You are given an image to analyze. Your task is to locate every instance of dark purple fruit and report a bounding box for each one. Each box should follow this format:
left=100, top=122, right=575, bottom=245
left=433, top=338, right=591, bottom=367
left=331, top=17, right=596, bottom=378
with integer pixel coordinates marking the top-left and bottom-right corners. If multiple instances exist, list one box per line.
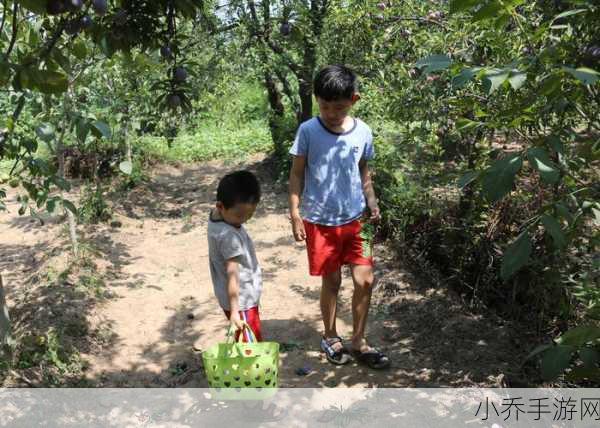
left=167, top=94, right=181, bottom=108
left=377, top=2, right=386, bottom=10
left=173, top=66, right=188, bottom=83
left=80, top=15, right=93, bottom=29
left=47, top=0, right=66, bottom=15
left=587, top=46, right=600, bottom=58
left=280, top=22, right=291, bottom=36
left=160, top=45, right=172, bottom=59
left=92, top=0, right=108, bottom=16
left=67, top=0, right=84, bottom=11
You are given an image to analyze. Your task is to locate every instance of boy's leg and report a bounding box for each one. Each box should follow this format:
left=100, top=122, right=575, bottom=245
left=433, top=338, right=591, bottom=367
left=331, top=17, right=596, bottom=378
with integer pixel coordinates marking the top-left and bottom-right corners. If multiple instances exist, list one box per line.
left=349, top=264, right=374, bottom=351
left=349, top=264, right=390, bottom=369
left=320, top=269, right=342, bottom=339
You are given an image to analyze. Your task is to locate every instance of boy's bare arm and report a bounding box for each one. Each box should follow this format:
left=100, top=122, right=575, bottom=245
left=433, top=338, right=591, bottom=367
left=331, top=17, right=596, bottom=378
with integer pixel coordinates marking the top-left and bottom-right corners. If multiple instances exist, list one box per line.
left=225, top=259, right=244, bottom=330
left=359, top=159, right=380, bottom=221
left=288, top=155, right=307, bottom=241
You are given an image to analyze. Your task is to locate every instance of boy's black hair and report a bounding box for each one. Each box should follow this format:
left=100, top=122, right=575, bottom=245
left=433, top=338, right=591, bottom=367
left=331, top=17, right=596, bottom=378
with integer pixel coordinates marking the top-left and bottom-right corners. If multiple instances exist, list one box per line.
left=216, top=170, right=261, bottom=209
left=313, top=65, right=358, bottom=101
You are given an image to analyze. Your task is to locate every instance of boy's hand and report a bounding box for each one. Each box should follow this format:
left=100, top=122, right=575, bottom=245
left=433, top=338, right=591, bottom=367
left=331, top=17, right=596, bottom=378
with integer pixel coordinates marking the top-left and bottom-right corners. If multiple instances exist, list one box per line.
left=290, top=214, right=306, bottom=241
left=229, top=311, right=245, bottom=331
left=368, top=201, right=381, bottom=222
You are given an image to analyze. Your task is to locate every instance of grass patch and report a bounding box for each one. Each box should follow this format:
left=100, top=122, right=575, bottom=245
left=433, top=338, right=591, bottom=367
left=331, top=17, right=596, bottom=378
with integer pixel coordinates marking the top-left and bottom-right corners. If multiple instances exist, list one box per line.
left=136, top=119, right=272, bottom=163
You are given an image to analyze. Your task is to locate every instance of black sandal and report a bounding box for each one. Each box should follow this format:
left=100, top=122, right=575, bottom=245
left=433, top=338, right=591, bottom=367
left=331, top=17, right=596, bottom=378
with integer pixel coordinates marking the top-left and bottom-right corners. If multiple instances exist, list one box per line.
left=320, top=336, right=351, bottom=365
left=352, top=347, right=390, bottom=369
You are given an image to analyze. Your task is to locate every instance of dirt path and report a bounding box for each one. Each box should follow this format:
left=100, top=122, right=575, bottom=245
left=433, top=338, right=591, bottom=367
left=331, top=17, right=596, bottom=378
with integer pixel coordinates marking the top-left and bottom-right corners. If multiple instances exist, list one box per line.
left=0, top=155, right=526, bottom=387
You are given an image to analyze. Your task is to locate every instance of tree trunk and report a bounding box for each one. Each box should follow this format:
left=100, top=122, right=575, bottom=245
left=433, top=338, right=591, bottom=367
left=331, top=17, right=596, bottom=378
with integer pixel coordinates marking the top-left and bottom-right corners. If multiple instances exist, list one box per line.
left=0, top=274, right=12, bottom=349
left=60, top=90, right=78, bottom=257
left=264, top=72, right=284, bottom=118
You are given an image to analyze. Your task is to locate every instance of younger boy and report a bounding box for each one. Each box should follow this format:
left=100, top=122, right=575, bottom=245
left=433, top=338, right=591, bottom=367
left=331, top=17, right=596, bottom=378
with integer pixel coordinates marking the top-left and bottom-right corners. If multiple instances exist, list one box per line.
left=208, top=170, right=262, bottom=342
left=288, top=65, right=390, bottom=369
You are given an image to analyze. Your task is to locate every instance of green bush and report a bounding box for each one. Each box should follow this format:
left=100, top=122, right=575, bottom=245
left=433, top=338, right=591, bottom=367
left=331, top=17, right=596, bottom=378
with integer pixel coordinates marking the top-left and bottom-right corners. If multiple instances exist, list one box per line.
left=135, top=119, right=272, bottom=163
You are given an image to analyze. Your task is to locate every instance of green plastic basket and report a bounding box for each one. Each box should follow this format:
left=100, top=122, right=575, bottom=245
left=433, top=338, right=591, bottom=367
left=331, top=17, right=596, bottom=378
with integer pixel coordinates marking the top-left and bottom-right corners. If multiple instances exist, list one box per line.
left=202, top=324, right=279, bottom=400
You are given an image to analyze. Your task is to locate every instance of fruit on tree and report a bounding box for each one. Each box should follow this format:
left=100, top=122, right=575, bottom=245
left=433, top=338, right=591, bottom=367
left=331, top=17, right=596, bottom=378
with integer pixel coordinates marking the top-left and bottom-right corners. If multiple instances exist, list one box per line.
left=280, top=22, right=291, bottom=36
left=67, top=0, right=84, bottom=11
left=377, top=2, right=386, bottom=10
left=173, top=66, right=188, bottom=83
left=92, top=0, right=108, bottom=16
left=587, top=45, right=600, bottom=58
left=160, top=45, right=173, bottom=59
left=47, top=0, right=66, bottom=15
left=167, top=94, right=182, bottom=108
left=80, top=15, right=93, bottom=29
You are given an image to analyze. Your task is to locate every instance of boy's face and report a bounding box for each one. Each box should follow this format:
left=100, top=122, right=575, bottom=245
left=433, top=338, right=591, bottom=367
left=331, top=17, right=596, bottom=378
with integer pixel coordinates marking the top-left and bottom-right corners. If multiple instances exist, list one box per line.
left=217, top=201, right=257, bottom=228
left=316, top=93, right=360, bottom=129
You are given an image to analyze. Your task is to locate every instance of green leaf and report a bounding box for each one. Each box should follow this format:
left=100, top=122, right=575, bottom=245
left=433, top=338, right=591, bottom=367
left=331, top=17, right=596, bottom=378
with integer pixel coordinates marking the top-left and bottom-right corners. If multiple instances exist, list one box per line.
left=17, top=0, right=48, bottom=14
left=540, top=214, right=566, bottom=249
left=76, top=118, right=90, bottom=143
left=556, top=326, right=600, bottom=347
left=483, top=68, right=510, bottom=94
left=501, top=230, right=532, bottom=280
left=546, top=135, right=564, bottom=155
left=91, top=121, right=112, bottom=139
left=62, top=199, right=77, bottom=215
left=449, top=0, right=482, bottom=13
left=541, top=345, right=574, bottom=380
left=23, top=138, right=38, bottom=153
left=482, top=154, right=522, bottom=202
left=540, top=74, right=562, bottom=96
left=456, top=117, right=482, bottom=131
left=472, top=1, right=504, bottom=22
left=452, top=67, right=478, bottom=89
left=551, top=8, right=587, bottom=23
left=457, top=171, right=479, bottom=189
left=46, top=198, right=57, bottom=214
left=527, top=147, right=560, bottom=184
left=415, top=54, right=452, bottom=74
left=35, top=123, right=55, bottom=143
left=37, top=69, right=69, bottom=94
left=119, top=161, right=133, bottom=175
left=53, top=177, right=71, bottom=192
left=526, top=343, right=552, bottom=361
left=72, top=40, right=88, bottom=60
left=579, top=347, right=599, bottom=370
left=508, top=70, right=527, bottom=90
left=563, top=67, right=600, bottom=85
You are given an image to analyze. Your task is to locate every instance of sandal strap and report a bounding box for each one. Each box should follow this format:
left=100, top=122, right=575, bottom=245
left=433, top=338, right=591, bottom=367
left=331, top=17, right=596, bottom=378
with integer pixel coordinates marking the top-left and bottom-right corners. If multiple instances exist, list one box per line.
left=320, top=336, right=344, bottom=358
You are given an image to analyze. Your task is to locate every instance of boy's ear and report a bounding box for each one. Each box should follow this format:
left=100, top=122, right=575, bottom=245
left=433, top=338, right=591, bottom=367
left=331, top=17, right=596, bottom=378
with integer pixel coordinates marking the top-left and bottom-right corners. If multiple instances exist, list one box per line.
left=216, top=201, right=224, bottom=211
left=351, top=93, right=361, bottom=104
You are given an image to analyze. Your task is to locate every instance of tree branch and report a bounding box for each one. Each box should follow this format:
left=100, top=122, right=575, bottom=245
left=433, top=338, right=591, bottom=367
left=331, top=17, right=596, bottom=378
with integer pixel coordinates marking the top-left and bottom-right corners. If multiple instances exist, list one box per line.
left=386, top=15, right=450, bottom=30
left=5, top=1, right=18, bottom=58
left=0, top=0, right=8, bottom=36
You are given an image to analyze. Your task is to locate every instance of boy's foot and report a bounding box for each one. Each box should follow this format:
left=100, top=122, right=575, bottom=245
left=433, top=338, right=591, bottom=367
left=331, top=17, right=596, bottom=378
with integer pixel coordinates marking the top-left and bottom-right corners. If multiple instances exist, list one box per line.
left=351, top=346, right=390, bottom=370
left=320, top=336, right=351, bottom=365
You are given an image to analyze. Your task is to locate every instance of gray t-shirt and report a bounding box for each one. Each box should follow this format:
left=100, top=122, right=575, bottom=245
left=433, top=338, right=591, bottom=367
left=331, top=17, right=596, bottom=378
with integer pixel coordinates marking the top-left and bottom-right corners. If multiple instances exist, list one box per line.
left=289, top=117, right=375, bottom=226
left=207, top=213, right=262, bottom=311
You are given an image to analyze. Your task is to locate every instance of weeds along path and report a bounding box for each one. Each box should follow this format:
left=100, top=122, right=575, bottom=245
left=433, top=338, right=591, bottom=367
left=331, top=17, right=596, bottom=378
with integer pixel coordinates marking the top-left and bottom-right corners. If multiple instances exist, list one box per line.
left=1, top=154, right=525, bottom=387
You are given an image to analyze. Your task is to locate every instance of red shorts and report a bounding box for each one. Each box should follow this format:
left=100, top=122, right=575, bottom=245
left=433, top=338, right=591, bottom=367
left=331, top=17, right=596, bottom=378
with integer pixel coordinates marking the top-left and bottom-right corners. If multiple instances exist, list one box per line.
left=223, top=306, right=262, bottom=342
left=303, top=218, right=374, bottom=276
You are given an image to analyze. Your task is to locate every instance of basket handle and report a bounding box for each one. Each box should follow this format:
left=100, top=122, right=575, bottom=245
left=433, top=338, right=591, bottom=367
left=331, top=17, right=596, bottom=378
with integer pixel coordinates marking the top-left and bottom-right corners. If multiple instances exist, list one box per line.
left=225, top=322, right=258, bottom=343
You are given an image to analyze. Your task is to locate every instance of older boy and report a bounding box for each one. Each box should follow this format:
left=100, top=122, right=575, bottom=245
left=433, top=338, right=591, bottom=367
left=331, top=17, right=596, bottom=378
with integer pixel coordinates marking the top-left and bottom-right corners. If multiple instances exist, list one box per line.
left=288, top=65, right=389, bottom=369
